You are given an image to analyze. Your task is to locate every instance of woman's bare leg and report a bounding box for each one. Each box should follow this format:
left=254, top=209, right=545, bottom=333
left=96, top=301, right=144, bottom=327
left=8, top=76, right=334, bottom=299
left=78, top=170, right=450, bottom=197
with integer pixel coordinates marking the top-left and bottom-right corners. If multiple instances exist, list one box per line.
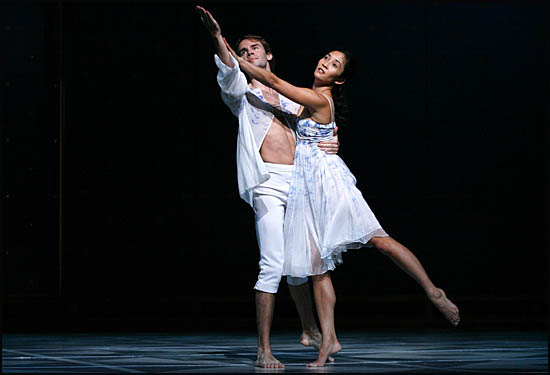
left=307, top=272, right=341, bottom=367
left=288, top=283, right=335, bottom=362
left=369, top=236, right=460, bottom=326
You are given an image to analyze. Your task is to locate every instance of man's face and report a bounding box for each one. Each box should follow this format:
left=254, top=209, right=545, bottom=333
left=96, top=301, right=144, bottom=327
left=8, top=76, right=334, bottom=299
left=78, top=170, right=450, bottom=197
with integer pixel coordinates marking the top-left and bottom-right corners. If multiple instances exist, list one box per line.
left=237, top=39, right=273, bottom=69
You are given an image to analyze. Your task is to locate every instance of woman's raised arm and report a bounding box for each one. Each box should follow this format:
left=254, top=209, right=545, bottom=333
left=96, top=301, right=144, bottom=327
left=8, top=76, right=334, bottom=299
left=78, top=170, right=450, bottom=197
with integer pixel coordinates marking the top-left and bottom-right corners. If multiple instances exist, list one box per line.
left=223, top=38, right=329, bottom=114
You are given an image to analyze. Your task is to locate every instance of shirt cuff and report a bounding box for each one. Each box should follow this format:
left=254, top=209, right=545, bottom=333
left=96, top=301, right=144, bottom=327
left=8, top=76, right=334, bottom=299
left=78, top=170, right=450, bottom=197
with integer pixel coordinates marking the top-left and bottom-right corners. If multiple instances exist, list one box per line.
left=214, top=53, right=239, bottom=76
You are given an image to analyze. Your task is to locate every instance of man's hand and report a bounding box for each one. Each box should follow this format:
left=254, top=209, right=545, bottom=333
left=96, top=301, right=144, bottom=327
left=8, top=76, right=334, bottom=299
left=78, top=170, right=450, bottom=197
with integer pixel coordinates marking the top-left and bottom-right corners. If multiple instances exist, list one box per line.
left=196, top=5, right=234, bottom=67
left=318, top=126, right=340, bottom=155
left=195, top=6, right=221, bottom=38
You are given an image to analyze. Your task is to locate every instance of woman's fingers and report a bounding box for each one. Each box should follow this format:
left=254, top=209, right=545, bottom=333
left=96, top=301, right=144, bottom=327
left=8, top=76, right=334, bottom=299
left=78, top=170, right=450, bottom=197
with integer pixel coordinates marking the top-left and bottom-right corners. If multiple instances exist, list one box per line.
left=223, top=37, right=237, bottom=58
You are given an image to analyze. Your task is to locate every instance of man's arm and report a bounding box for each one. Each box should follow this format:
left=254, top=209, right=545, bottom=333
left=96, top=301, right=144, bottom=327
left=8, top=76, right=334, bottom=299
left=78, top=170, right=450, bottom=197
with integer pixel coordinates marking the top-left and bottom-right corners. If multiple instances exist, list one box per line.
left=196, top=6, right=247, bottom=116
left=196, top=6, right=232, bottom=67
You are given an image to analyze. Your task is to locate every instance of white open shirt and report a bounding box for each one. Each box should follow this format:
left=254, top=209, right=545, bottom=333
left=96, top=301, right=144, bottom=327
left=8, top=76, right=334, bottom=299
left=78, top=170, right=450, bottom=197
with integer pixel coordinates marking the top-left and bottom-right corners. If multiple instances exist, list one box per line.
left=214, top=53, right=301, bottom=207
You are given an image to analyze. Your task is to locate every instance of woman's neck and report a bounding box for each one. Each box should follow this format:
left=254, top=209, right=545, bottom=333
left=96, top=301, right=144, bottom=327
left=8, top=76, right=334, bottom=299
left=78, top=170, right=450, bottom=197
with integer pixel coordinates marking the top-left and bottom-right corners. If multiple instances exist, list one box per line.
left=312, top=84, right=333, bottom=97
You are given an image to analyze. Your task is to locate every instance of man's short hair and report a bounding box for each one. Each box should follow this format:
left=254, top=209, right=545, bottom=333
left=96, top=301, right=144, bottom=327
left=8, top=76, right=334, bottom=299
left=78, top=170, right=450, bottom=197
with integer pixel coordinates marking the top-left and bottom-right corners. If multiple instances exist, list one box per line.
left=235, top=34, right=275, bottom=71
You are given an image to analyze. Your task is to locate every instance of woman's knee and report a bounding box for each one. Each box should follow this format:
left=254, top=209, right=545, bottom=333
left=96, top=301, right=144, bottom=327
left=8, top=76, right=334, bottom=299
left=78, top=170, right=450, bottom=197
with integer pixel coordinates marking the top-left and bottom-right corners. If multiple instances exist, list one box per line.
left=311, top=272, right=331, bottom=283
left=372, top=236, right=395, bottom=256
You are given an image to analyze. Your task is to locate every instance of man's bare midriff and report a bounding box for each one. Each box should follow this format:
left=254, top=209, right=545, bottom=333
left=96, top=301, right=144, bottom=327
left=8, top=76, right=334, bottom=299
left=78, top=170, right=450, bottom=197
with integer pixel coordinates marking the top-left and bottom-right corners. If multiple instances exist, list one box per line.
left=260, top=118, right=295, bottom=165
left=259, top=89, right=296, bottom=165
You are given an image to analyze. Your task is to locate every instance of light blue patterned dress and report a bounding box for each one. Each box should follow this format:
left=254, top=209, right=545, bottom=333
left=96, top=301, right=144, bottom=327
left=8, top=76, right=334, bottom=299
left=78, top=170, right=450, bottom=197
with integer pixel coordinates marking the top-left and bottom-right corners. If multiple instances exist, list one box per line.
left=283, top=94, right=388, bottom=277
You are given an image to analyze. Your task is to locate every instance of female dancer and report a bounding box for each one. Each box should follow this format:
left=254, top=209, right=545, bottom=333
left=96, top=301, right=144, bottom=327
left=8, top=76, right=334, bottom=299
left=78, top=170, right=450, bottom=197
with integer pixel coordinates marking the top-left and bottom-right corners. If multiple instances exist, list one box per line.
left=224, top=40, right=460, bottom=367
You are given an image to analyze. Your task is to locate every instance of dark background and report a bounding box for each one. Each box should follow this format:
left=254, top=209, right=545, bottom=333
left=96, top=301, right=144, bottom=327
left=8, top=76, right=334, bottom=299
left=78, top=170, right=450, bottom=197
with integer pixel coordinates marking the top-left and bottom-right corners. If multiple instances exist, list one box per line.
left=2, top=1, right=548, bottom=333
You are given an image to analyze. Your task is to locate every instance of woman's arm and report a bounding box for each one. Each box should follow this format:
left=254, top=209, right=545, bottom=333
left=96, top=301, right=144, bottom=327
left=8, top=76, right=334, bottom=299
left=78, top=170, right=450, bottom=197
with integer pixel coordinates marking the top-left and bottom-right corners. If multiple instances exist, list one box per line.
left=223, top=39, right=328, bottom=113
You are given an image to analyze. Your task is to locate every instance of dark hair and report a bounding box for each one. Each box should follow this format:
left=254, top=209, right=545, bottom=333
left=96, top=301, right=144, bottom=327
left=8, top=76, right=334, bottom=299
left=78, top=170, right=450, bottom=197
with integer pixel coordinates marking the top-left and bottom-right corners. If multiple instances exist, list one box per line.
left=235, top=34, right=276, bottom=72
left=331, top=50, right=354, bottom=127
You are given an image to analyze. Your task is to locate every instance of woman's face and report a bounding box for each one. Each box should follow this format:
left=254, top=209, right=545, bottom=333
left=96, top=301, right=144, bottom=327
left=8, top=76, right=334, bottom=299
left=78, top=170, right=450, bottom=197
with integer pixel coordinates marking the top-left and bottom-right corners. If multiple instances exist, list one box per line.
left=313, top=51, right=347, bottom=85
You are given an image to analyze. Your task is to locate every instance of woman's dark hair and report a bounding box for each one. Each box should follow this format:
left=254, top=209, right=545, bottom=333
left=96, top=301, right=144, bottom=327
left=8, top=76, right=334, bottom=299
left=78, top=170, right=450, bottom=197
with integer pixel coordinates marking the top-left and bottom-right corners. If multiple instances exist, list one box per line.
left=331, top=50, right=354, bottom=127
left=235, top=34, right=276, bottom=72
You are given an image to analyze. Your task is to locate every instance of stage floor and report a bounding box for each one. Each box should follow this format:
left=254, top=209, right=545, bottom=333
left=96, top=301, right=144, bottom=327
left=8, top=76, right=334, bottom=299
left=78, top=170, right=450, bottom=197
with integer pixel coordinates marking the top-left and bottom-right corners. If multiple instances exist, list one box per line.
left=2, top=330, right=547, bottom=373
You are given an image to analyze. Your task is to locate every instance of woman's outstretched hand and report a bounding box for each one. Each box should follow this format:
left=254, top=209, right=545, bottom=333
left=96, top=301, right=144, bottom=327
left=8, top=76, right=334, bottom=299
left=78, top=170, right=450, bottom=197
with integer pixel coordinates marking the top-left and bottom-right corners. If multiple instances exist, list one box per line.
left=223, top=37, right=241, bottom=61
left=195, top=5, right=221, bottom=37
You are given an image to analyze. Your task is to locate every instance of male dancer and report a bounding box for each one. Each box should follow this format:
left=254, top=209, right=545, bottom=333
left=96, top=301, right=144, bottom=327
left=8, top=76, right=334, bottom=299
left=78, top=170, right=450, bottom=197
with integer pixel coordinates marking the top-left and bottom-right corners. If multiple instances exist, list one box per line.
left=196, top=6, right=339, bottom=368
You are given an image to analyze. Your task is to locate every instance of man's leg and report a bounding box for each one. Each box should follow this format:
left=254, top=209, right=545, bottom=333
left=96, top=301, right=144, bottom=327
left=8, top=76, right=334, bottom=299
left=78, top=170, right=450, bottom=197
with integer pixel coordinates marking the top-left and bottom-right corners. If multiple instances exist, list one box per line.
left=255, top=291, right=282, bottom=368
left=253, top=180, right=287, bottom=368
left=253, top=162, right=329, bottom=366
left=369, top=236, right=460, bottom=326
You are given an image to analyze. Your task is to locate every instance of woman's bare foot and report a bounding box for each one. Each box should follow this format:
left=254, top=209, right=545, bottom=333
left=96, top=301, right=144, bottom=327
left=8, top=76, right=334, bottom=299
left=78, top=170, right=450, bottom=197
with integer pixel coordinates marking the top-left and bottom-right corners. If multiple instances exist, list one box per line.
left=306, top=336, right=341, bottom=367
left=300, top=331, right=335, bottom=362
left=255, top=350, right=284, bottom=368
left=428, top=288, right=460, bottom=326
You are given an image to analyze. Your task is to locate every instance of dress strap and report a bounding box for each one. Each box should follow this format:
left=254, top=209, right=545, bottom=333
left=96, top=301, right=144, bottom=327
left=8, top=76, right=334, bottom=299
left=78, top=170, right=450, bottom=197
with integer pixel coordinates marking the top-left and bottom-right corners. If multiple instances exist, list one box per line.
left=321, top=93, right=335, bottom=123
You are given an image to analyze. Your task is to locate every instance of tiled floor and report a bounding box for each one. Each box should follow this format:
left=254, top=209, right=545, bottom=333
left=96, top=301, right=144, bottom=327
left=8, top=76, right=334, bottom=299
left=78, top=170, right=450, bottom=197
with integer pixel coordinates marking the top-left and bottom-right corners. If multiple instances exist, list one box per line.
left=2, top=330, right=547, bottom=373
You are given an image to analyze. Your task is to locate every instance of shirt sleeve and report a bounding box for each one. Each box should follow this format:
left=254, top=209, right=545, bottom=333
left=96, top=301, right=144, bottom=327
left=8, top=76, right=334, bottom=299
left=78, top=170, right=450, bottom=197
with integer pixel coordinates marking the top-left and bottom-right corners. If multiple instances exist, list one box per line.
left=214, top=54, right=249, bottom=117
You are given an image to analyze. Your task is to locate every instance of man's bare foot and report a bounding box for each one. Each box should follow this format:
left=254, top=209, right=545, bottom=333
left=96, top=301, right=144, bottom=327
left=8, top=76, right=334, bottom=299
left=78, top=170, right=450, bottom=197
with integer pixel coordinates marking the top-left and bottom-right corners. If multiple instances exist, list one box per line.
left=428, top=288, right=460, bottom=326
left=255, top=350, right=284, bottom=368
left=300, top=331, right=334, bottom=362
left=306, top=337, right=341, bottom=367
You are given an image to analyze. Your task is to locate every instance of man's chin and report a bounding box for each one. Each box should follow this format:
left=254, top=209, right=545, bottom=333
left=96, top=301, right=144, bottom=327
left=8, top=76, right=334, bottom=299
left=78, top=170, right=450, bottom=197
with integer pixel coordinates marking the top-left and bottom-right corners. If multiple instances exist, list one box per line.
left=244, top=59, right=266, bottom=69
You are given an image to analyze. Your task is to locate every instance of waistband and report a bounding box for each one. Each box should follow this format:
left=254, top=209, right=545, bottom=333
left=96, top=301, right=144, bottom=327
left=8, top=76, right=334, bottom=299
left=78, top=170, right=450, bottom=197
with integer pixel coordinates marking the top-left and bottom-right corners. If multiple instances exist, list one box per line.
left=264, top=162, right=294, bottom=172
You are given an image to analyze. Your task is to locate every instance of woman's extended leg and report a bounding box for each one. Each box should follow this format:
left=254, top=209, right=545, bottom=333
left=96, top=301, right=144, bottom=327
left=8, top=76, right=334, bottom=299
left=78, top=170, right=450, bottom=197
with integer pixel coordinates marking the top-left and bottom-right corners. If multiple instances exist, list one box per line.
left=369, top=236, right=460, bottom=326
left=308, top=272, right=342, bottom=367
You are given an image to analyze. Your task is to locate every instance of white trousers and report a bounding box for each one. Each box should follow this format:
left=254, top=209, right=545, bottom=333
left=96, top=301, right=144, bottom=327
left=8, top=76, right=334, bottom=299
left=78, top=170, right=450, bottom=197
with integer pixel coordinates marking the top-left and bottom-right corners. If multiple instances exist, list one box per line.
left=253, top=162, right=308, bottom=293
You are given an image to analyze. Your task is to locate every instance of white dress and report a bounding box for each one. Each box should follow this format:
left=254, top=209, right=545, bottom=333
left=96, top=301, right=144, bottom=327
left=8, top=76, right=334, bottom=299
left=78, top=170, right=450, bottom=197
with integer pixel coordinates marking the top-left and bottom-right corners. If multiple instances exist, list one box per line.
left=283, top=95, right=388, bottom=277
